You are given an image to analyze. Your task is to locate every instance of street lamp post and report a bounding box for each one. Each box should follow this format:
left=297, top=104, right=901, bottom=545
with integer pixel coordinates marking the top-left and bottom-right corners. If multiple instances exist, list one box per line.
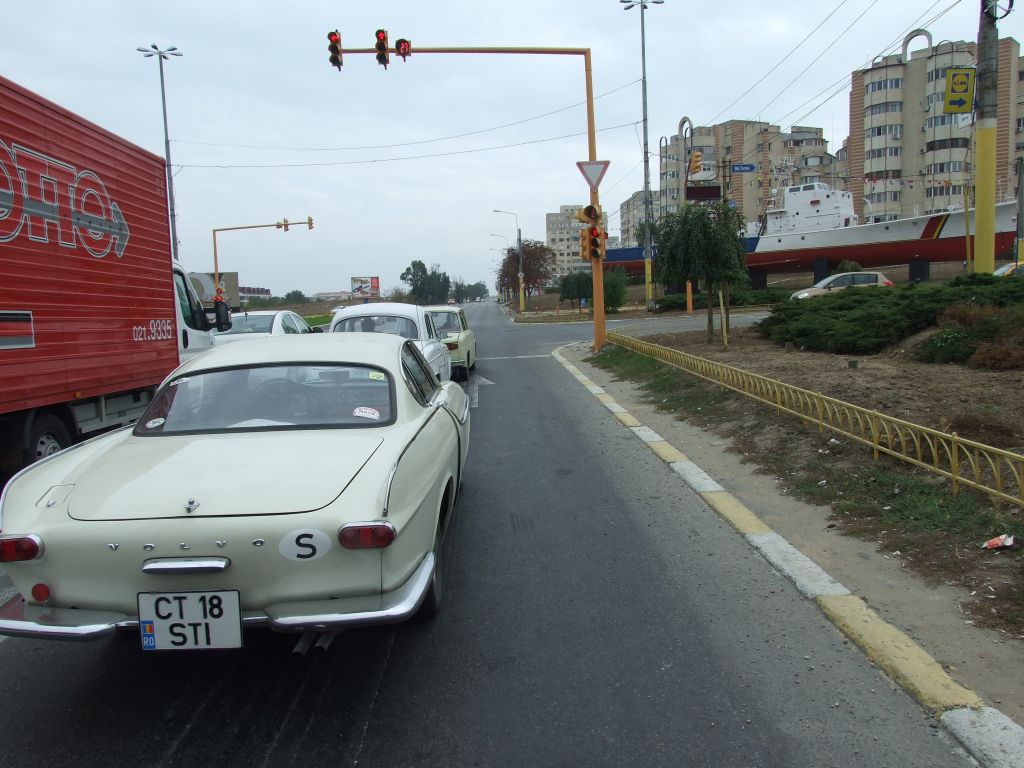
left=622, top=0, right=663, bottom=310
left=493, top=209, right=525, bottom=312
left=137, top=44, right=183, bottom=261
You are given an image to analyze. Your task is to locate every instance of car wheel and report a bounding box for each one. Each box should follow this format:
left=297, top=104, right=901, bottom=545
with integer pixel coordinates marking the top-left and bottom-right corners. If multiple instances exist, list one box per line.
left=24, top=414, right=71, bottom=465
left=418, top=535, right=443, bottom=619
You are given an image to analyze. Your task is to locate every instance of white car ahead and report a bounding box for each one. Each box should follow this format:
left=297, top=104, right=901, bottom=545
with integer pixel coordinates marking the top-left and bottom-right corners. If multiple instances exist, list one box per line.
left=426, top=306, right=477, bottom=382
left=212, top=310, right=317, bottom=344
left=0, top=334, right=470, bottom=649
left=331, top=303, right=451, bottom=383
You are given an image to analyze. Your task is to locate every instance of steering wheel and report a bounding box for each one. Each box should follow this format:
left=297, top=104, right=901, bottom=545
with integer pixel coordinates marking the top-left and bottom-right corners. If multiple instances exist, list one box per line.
left=255, top=379, right=306, bottom=419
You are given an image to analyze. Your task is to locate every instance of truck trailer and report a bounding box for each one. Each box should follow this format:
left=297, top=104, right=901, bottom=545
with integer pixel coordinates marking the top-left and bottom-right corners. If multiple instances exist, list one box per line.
left=0, top=75, right=228, bottom=478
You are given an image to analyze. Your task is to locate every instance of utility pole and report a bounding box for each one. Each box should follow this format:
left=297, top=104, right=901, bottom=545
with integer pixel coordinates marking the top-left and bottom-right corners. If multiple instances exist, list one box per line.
left=973, top=1, right=1001, bottom=273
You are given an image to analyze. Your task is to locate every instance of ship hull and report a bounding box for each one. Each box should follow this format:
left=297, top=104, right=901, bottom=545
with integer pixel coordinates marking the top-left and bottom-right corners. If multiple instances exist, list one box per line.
left=745, top=202, right=1017, bottom=272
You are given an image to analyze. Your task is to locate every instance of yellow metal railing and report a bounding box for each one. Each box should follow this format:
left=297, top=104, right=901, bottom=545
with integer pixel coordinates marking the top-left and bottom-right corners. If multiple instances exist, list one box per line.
left=607, top=331, right=1024, bottom=508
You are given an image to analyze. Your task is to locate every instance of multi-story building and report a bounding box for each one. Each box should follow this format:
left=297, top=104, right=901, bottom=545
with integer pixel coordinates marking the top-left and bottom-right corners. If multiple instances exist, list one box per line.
left=656, top=121, right=835, bottom=226
left=848, top=31, right=1022, bottom=222
left=544, top=205, right=616, bottom=280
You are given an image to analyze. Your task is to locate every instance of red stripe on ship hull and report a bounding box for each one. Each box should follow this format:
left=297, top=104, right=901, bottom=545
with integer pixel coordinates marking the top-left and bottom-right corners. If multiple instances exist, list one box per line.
left=919, top=214, right=947, bottom=240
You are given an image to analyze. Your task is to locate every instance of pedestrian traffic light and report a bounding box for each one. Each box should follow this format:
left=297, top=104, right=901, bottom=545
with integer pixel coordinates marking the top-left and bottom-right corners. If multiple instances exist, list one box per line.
left=395, top=38, right=412, bottom=61
left=375, top=29, right=389, bottom=68
left=689, top=151, right=703, bottom=175
left=327, top=30, right=342, bottom=70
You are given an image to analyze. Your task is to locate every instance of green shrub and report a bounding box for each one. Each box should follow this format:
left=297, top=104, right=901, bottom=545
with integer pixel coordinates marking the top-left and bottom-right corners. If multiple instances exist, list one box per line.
left=835, top=260, right=863, bottom=273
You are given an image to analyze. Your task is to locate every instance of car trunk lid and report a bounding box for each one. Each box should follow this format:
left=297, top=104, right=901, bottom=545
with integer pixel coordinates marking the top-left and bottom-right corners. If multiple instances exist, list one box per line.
left=66, top=432, right=384, bottom=521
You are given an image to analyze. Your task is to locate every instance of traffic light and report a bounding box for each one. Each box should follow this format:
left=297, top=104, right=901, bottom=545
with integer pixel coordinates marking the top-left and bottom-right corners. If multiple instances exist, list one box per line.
left=689, top=151, right=703, bottom=175
left=327, top=30, right=342, bottom=70
left=375, top=29, right=389, bottom=68
left=395, top=38, right=412, bottom=61
left=575, top=204, right=603, bottom=260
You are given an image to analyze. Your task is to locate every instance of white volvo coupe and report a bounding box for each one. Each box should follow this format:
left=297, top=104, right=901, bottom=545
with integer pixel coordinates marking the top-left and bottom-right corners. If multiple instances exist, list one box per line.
left=0, top=334, right=470, bottom=650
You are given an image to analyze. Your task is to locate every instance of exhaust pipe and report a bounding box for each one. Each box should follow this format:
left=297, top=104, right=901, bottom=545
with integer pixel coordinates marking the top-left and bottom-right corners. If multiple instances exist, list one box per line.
left=312, top=630, right=341, bottom=653
left=291, top=631, right=317, bottom=656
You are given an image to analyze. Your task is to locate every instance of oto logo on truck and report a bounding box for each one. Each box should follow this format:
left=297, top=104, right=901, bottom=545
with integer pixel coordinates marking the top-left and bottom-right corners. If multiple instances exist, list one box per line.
left=0, top=139, right=130, bottom=258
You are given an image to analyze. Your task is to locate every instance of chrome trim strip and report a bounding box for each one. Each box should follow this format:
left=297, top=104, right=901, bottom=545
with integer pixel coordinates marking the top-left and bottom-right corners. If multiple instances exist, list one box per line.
left=269, top=552, right=434, bottom=631
left=384, top=408, right=440, bottom=517
left=141, top=557, right=231, bottom=574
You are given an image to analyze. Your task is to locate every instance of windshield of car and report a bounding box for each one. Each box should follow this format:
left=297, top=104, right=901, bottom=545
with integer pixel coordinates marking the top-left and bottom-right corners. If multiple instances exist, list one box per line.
left=215, top=314, right=274, bottom=334
left=428, top=311, right=461, bottom=335
left=993, top=263, right=1017, bottom=277
left=333, top=315, right=418, bottom=339
left=134, top=364, right=395, bottom=433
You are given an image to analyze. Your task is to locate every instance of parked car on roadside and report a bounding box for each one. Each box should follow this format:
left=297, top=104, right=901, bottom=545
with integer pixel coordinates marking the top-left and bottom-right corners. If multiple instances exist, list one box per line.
left=0, top=334, right=470, bottom=649
left=427, top=306, right=477, bottom=382
left=993, top=262, right=1024, bottom=277
left=330, top=303, right=451, bottom=382
left=790, top=271, right=894, bottom=300
left=212, top=310, right=317, bottom=344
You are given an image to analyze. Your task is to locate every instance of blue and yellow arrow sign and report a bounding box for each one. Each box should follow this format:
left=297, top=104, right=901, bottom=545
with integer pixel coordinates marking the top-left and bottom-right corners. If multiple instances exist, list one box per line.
left=944, top=68, right=975, bottom=114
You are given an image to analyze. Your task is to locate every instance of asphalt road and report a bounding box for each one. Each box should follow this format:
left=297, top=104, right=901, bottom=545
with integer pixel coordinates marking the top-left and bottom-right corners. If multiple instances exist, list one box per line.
left=0, top=302, right=972, bottom=767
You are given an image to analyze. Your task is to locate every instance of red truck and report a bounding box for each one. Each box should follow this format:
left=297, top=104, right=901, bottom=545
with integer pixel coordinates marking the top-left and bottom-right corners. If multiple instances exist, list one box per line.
left=0, top=75, right=228, bottom=478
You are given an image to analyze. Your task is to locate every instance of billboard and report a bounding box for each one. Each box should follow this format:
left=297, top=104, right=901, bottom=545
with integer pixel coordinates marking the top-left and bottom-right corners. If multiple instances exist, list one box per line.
left=351, top=276, right=380, bottom=298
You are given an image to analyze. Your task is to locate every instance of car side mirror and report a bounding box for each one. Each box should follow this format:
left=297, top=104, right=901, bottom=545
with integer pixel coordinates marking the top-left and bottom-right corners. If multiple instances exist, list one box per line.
left=213, top=301, right=231, bottom=332
left=312, top=326, right=323, bottom=333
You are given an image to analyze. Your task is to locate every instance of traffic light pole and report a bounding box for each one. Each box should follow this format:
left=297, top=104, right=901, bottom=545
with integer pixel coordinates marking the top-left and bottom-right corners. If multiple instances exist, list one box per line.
left=336, top=43, right=606, bottom=349
left=211, top=217, right=313, bottom=303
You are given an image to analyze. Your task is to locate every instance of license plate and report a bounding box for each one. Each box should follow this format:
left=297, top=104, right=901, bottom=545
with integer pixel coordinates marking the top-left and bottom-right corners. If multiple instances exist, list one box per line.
left=137, top=590, right=242, bottom=651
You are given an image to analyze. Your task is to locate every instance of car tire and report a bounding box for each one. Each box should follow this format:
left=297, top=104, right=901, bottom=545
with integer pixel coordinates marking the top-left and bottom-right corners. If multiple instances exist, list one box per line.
left=417, top=536, right=443, bottom=619
left=24, top=413, right=71, bottom=466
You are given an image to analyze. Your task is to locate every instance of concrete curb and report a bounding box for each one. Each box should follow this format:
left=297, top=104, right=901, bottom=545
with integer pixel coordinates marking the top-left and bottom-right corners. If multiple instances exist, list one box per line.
left=551, top=342, right=1024, bottom=768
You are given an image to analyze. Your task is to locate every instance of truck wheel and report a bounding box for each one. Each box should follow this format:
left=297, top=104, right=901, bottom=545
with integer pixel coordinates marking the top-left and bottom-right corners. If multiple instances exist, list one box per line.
left=24, top=414, right=71, bottom=465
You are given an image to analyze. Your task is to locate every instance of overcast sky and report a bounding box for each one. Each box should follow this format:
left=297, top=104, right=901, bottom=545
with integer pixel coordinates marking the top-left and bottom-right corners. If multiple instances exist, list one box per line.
left=4, top=1, right=1021, bottom=296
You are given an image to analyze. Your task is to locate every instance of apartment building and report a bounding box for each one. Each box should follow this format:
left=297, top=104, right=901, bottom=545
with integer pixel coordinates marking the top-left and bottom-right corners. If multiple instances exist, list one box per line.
left=656, top=121, right=836, bottom=226
left=847, top=31, right=1022, bottom=222
left=544, top=205, right=617, bottom=280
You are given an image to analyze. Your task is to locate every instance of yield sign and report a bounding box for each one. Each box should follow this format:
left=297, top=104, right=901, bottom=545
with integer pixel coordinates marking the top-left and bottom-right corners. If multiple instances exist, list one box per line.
left=577, top=161, right=610, bottom=191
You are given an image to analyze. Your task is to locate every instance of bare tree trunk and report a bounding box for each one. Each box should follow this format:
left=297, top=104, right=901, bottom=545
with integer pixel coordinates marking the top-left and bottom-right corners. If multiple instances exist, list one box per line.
left=724, top=281, right=731, bottom=334
left=706, top=285, right=714, bottom=343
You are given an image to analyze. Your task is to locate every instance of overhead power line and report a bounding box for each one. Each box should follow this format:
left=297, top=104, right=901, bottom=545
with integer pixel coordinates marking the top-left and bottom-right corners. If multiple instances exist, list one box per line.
left=178, top=122, right=638, bottom=169
left=173, top=79, right=641, bottom=153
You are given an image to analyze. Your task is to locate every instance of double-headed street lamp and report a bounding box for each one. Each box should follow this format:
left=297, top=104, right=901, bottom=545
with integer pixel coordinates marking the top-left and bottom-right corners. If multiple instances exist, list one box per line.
left=621, top=0, right=663, bottom=310
left=136, top=44, right=183, bottom=262
left=492, top=209, right=526, bottom=312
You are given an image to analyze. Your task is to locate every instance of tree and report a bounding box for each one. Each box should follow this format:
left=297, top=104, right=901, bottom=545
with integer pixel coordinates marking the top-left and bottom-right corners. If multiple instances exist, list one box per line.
left=655, top=202, right=747, bottom=343
left=283, top=289, right=307, bottom=304
left=559, top=271, right=592, bottom=310
left=400, top=260, right=450, bottom=305
left=603, top=267, right=628, bottom=313
left=452, top=279, right=469, bottom=303
left=495, top=240, right=556, bottom=309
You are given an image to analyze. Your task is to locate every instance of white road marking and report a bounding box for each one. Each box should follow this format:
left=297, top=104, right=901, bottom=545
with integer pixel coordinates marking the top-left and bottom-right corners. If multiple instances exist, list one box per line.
left=468, top=374, right=495, bottom=408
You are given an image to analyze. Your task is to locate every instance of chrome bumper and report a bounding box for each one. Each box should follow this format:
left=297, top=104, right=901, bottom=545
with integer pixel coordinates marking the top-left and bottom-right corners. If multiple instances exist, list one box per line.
left=0, top=553, right=434, bottom=641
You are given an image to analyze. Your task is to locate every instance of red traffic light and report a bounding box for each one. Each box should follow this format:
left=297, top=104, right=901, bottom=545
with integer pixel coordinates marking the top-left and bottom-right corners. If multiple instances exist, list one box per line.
left=327, top=29, right=342, bottom=70
left=374, top=29, right=389, bottom=68
left=395, top=38, right=412, bottom=61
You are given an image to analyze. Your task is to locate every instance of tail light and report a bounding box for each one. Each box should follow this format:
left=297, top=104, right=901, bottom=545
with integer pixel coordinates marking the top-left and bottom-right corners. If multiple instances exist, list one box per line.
left=338, top=522, right=396, bottom=549
left=445, top=342, right=458, bottom=351
left=0, top=535, right=44, bottom=562
left=883, top=279, right=894, bottom=286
